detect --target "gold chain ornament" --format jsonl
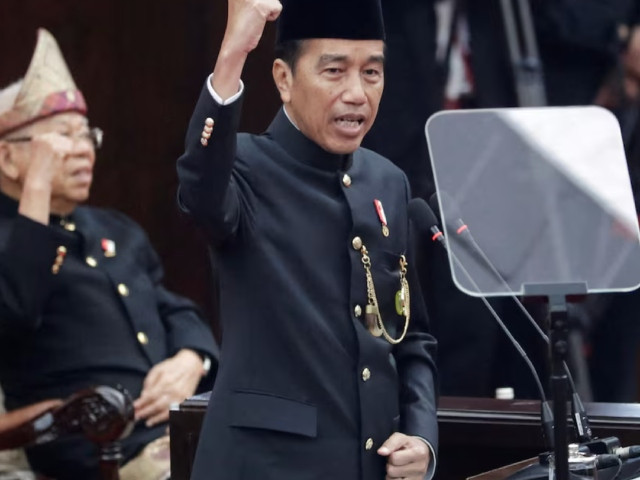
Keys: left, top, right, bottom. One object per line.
{"left": 360, "top": 245, "right": 410, "bottom": 345}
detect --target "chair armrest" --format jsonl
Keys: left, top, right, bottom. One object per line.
{"left": 0, "top": 386, "right": 134, "bottom": 451}
{"left": 0, "top": 400, "right": 63, "bottom": 450}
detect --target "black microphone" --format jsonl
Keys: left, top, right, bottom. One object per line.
{"left": 408, "top": 197, "right": 445, "bottom": 246}
{"left": 409, "top": 197, "right": 555, "bottom": 448}
{"left": 615, "top": 445, "right": 640, "bottom": 460}
{"left": 428, "top": 193, "right": 593, "bottom": 443}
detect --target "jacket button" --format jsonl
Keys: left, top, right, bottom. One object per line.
{"left": 85, "top": 256, "right": 98, "bottom": 267}
{"left": 365, "top": 438, "right": 374, "bottom": 450}
{"left": 63, "top": 222, "right": 76, "bottom": 232}
{"left": 354, "top": 305, "right": 362, "bottom": 317}
{"left": 137, "top": 332, "right": 149, "bottom": 345}
{"left": 342, "top": 174, "right": 352, "bottom": 187}
{"left": 352, "top": 236, "right": 362, "bottom": 250}
{"left": 362, "top": 368, "right": 371, "bottom": 382}
{"left": 117, "top": 283, "right": 129, "bottom": 296}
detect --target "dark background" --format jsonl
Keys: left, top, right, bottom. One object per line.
{"left": 0, "top": 0, "right": 283, "bottom": 338}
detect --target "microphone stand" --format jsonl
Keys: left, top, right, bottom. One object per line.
{"left": 428, "top": 225, "right": 556, "bottom": 450}
{"left": 449, "top": 218, "right": 593, "bottom": 443}
{"left": 428, "top": 193, "right": 594, "bottom": 446}
{"left": 448, "top": 219, "right": 587, "bottom": 480}
{"left": 428, "top": 201, "right": 586, "bottom": 480}
{"left": 524, "top": 285, "right": 587, "bottom": 480}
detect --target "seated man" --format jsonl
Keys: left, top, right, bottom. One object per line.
{"left": 0, "top": 29, "right": 218, "bottom": 479}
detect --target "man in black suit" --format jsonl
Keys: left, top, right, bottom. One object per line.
{"left": 177, "top": 0, "right": 439, "bottom": 478}
{"left": 0, "top": 29, "right": 218, "bottom": 479}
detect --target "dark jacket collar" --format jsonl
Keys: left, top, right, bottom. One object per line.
{"left": 0, "top": 191, "right": 18, "bottom": 218}
{"left": 265, "top": 107, "right": 353, "bottom": 172}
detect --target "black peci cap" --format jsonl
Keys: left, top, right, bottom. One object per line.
{"left": 276, "top": 0, "right": 385, "bottom": 45}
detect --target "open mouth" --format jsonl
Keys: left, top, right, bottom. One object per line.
{"left": 335, "top": 114, "right": 365, "bottom": 130}
{"left": 70, "top": 166, "right": 93, "bottom": 182}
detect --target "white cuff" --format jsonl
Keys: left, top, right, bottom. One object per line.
{"left": 206, "top": 74, "right": 244, "bottom": 105}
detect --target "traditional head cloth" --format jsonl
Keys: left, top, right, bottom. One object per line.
{"left": 0, "top": 29, "right": 87, "bottom": 137}
{"left": 276, "top": 0, "right": 385, "bottom": 45}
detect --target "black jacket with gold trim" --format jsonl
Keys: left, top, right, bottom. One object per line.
{"left": 0, "top": 192, "right": 217, "bottom": 477}
{"left": 177, "top": 84, "right": 438, "bottom": 480}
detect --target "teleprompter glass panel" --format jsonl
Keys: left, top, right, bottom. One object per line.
{"left": 425, "top": 107, "right": 640, "bottom": 297}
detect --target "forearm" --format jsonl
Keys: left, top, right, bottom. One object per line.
{"left": 0, "top": 216, "right": 65, "bottom": 330}
{"left": 161, "top": 302, "right": 218, "bottom": 360}
{"left": 212, "top": 45, "right": 248, "bottom": 101}
{"left": 396, "top": 332, "right": 439, "bottom": 447}
{"left": 176, "top": 81, "right": 245, "bottom": 243}
{"left": 148, "top": 244, "right": 219, "bottom": 360}
{"left": 18, "top": 180, "right": 52, "bottom": 225}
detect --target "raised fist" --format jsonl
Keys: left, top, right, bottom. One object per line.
{"left": 223, "top": 0, "right": 283, "bottom": 55}
{"left": 23, "top": 132, "right": 74, "bottom": 190}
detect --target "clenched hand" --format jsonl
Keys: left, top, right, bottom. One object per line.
{"left": 378, "top": 432, "right": 431, "bottom": 480}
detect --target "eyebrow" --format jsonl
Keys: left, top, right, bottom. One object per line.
{"left": 317, "top": 54, "right": 349, "bottom": 67}
{"left": 316, "top": 53, "right": 385, "bottom": 68}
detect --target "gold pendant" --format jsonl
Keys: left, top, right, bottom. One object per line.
{"left": 395, "top": 290, "right": 405, "bottom": 315}
{"left": 365, "top": 305, "right": 383, "bottom": 337}
{"left": 382, "top": 225, "right": 390, "bottom": 237}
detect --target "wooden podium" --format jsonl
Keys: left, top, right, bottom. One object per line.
{"left": 170, "top": 395, "right": 640, "bottom": 480}
{"left": 466, "top": 458, "right": 539, "bottom": 480}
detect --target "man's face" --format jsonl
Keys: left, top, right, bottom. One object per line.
{"left": 6, "top": 112, "right": 96, "bottom": 209}
{"left": 275, "top": 38, "right": 385, "bottom": 155}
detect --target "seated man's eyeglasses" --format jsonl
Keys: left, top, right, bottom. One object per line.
{"left": 3, "top": 127, "right": 104, "bottom": 150}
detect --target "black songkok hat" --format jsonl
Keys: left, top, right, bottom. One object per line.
{"left": 276, "top": 0, "right": 385, "bottom": 44}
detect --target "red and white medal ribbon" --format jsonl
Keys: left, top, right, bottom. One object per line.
{"left": 374, "top": 199, "right": 389, "bottom": 237}
{"left": 101, "top": 238, "right": 116, "bottom": 257}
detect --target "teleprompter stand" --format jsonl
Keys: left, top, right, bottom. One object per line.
{"left": 523, "top": 283, "right": 589, "bottom": 480}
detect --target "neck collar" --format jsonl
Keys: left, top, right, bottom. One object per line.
{"left": 266, "top": 108, "right": 353, "bottom": 172}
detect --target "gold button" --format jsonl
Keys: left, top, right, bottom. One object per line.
{"left": 85, "top": 256, "right": 97, "bottom": 267}
{"left": 137, "top": 332, "right": 149, "bottom": 345}
{"left": 57, "top": 246, "right": 67, "bottom": 255}
{"left": 365, "top": 438, "right": 374, "bottom": 450}
{"left": 352, "top": 236, "right": 362, "bottom": 250}
{"left": 362, "top": 368, "right": 371, "bottom": 382}
{"left": 117, "top": 283, "right": 129, "bottom": 296}
{"left": 354, "top": 305, "right": 362, "bottom": 317}
{"left": 342, "top": 174, "right": 352, "bottom": 187}
{"left": 64, "top": 222, "right": 76, "bottom": 232}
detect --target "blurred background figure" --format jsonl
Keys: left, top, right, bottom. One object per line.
{"left": 365, "top": 0, "right": 640, "bottom": 402}
{"left": 0, "top": 29, "right": 218, "bottom": 479}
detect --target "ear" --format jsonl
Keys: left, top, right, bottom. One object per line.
{"left": 272, "top": 59, "right": 294, "bottom": 104}
{"left": 0, "top": 142, "right": 20, "bottom": 181}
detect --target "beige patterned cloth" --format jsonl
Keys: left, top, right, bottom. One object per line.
{"left": 0, "top": 28, "right": 86, "bottom": 137}
{"left": 0, "top": 387, "right": 35, "bottom": 480}
{"left": 119, "top": 435, "right": 170, "bottom": 480}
